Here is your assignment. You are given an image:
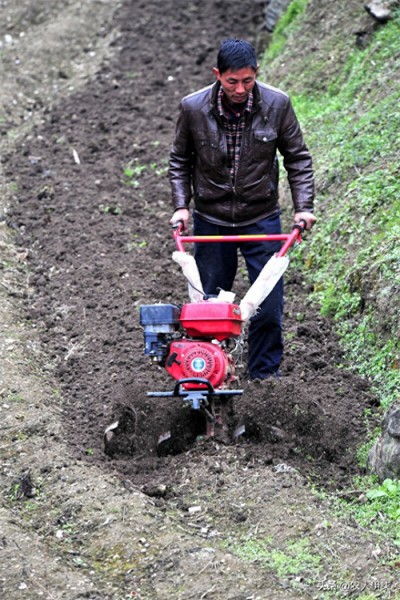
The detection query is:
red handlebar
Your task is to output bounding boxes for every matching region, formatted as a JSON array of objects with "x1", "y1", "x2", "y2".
[{"x1": 172, "y1": 221, "x2": 305, "y2": 256}]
